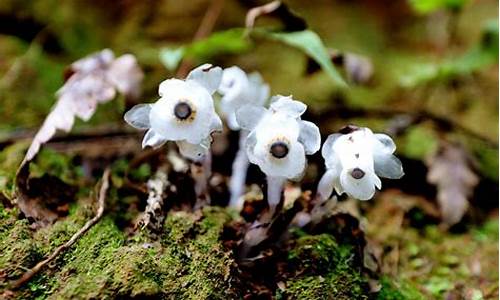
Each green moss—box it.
[288,233,339,274]
[0,215,43,288]
[0,142,29,199]
[377,277,426,300]
[29,148,81,184]
[282,234,368,299]
[6,206,238,299]
[158,207,239,299]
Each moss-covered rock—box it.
[280,233,368,300]
[2,203,240,299]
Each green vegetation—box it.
[282,234,368,299]
[0,202,240,299]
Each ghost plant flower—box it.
[236,95,321,213]
[124,64,222,161]
[217,66,270,208]
[124,64,222,206]
[317,125,404,201]
[218,66,270,130]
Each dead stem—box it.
[137,168,170,232]
[10,167,111,290]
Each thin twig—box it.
[10,167,111,290]
[176,0,225,78]
[245,0,281,29]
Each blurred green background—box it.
[0,0,497,179]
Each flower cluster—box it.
[125,63,404,208]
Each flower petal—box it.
[218,66,247,97]
[245,130,258,162]
[235,105,268,131]
[158,78,185,97]
[374,154,404,179]
[124,104,151,129]
[251,141,306,180]
[209,114,223,132]
[299,120,321,154]
[248,72,270,106]
[372,133,403,179]
[176,139,209,161]
[186,64,222,94]
[321,133,342,168]
[150,80,217,144]
[339,169,380,200]
[374,133,396,154]
[270,95,307,118]
[317,169,338,200]
[142,129,167,149]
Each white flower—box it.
[217,66,269,130]
[318,126,404,201]
[236,95,321,179]
[124,64,223,161]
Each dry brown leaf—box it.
[426,142,479,226]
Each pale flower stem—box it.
[267,176,285,215]
[228,130,250,208]
[192,152,212,209]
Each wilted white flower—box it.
[124,64,223,161]
[236,95,321,180]
[217,66,270,130]
[318,126,404,201]
[23,49,144,163]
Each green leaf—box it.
[408,0,469,14]
[187,28,251,60]
[255,30,347,87]
[159,28,251,70]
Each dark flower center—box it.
[351,168,365,179]
[270,142,289,159]
[174,102,192,120]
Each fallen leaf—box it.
[426,142,479,226]
[22,49,143,164]
[15,49,143,225]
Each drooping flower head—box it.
[236,95,321,179]
[124,64,223,161]
[318,125,404,200]
[217,66,270,130]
